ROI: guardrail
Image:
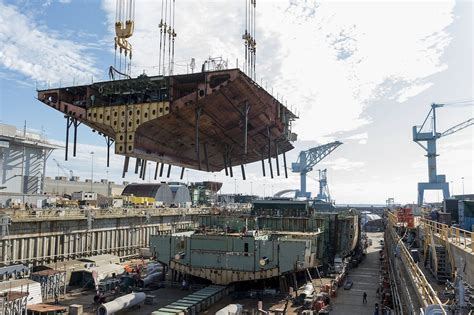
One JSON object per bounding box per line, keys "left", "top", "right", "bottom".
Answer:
{"left": 385, "top": 210, "right": 446, "bottom": 314}
{"left": 3, "top": 207, "right": 211, "bottom": 220}
{"left": 420, "top": 218, "right": 474, "bottom": 253}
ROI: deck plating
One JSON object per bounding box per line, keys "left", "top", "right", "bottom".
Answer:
{"left": 37, "top": 69, "right": 297, "bottom": 176}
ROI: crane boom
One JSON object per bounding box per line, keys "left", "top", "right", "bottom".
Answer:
{"left": 52, "top": 158, "right": 73, "bottom": 180}
{"left": 440, "top": 118, "right": 473, "bottom": 138}
{"left": 291, "top": 141, "right": 342, "bottom": 199}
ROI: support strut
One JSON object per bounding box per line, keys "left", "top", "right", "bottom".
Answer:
{"left": 65, "top": 116, "right": 73, "bottom": 161}
{"left": 180, "top": 167, "right": 185, "bottom": 180}
{"left": 105, "top": 136, "right": 114, "bottom": 167}
{"left": 141, "top": 160, "right": 147, "bottom": 180}
{"left": 243, "top": 102, "right": 250, "bottom": 155}
{"left": 134, "top": 158, "right": 141, "bottom": 174}
{"left": 261, "top": 152, "right": 266, "bottom": 177}
{"left": 122, "top": 156, "right": 130, "bottom": 178}
{"left": 275, "top": 141, "right": 280, "bottom": 176}
{"left": 73, "top": 119, "right": 81, "bottom": 157}
{"left": 195, "top": 107, "right": 202, "bottom": 170}
{"left": 154, "top": 162, "right": 159, "bottom": 180}
{"left": 203, "top": 143, "right": 210, "bottom": 172}
{"left": 241, "top": 164, "right": 246, "bottom": 180}
{"left": 267, "top": 126, "right": 274, "bottom": 179}
{"left": 167, "top": 164, "right": 172, "bottom": 178}
{"left": 159, "top": 162, "right": 164, "bottom": 177}
{"left": 223, "top": 153, "right": 229, "bottom": 176}
{"left": 283, "top": 151, "right": 288, "bottom": 178}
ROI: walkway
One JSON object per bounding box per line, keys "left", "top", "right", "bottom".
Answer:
{"left": 331, "top": 232, "right": 383, "bottom": 315}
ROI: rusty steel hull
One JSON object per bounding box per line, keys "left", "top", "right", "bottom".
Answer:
{"left": 37, "top": 69, "right": 297, "bottom": 172}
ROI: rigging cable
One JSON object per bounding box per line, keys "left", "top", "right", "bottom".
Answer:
{"left": 162, "top": 0, "right": 168, "bottom": 75}
{"left": 158, "top": 0, "right": 164, "bottom": 75}
{"left": 171, "top": 0, "right": 176, "bottom": 75}
{"left": 168, "top": 0, "right": 172, "bottom": 74}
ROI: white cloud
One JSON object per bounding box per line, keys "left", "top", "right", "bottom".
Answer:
{"left": 345, "top": 132, "right": 368, "bottom": 145}
{"left": 319, "top": 157, "right": 365, "bottom": 171}
{"left": 397, "top": 83, "right": 434, "bottom": 103}
{"left": 0, "top": 1, "right": 100, "bottom": 85}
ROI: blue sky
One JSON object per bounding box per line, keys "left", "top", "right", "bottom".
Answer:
{"left": 0, "top": 0, "right": 472, "bottom": 204}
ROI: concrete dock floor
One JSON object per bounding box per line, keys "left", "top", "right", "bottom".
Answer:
{"left": 331, "top": 232, "right": 384, "bottom": 315}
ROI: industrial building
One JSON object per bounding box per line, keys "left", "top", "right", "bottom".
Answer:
{"left": 121, "top": 182, "right": 195, "bottom": 207}
{"left": 43, "top": 177, "right": 126, "bottom": 197}
{"left": 0, "top": 123, "right": 59, "bottom": 206}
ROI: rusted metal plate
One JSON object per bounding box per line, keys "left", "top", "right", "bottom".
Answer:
{"left": 37, "top": 69, "right": 297, "bottom": 172}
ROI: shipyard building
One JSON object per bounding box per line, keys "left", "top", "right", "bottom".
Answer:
{"left": 0, "top": 123, "right": 58, "bottom": 206}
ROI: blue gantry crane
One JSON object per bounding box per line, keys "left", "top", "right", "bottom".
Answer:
{"left": 316, "top": 169, "right": 331, "bottom": 203}
{"left": 291, "top": 141, "right": 342, "bottom": 199}
{"left": 413, "top": 103, "right": 473, "bottom": 205}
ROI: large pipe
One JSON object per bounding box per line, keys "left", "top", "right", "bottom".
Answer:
{"left": 138, "top": 271, "right": 163, "bottom": 287}
{"left": 97, "top": 292, "right": 146, "bottom": 315}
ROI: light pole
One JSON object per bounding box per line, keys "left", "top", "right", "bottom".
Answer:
{"left": 462, "top": 177, "right": 465, "bottom": 196}
{"left": 90, "top": 151, "right": 94, "bottom": 192}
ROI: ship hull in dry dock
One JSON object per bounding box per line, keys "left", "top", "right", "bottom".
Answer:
{"left": 150, "top": 212, "right": 360, "bottom": 285}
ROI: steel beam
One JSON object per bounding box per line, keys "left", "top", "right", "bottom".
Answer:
{"left": 134, "top": 158, "right": 141, "bottom": 174}
{"left": 241, "top": 164, "right": 246, "bottom": 180}
{"left": 203, "top": 143, "right": 210, "bottom": 172}
{"left": 154, "top": 162, "right": 159, "bottom": 180}
{"left": 73, "top": 119, "right": 81, "bottom": 157}
{"left": 243, "top": 102, "right": 250, "bottom": 155}
{"left": 195, "top": 107, "right": 202, "bottom": 170}
{"left": 275, "top": 141, "right": 280, "bottom": 176}
{"left": 223, "top": 153, "right": 229, "bottom": 176}
{"left": 122, "top": 156, "right": 130, "bottom": 178}
{"left": 159, "top": 162, "right": 164, "bottom": 177}
{"left": 65, "top": 116, "right": 73, "bottom": 161}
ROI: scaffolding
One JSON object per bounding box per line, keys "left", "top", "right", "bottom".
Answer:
{"left": 30, "top": 270, "right": 66, "bottom": 301}
{"left": 0, "top": 291, "right": 28, "bottom": 315}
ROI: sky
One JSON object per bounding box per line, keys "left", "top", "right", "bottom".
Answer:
{"left": 0, "top": 0, "right": 472, "bottom": 204}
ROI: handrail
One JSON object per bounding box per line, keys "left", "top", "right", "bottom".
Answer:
{"left": 420, "top": 218, "right": 474, "bottom": 253}
{"left": 385, "top": 210, "right": 446, "bottom": 314}
{"left": 419, "top": 218, "right": 474, "bottom": 285}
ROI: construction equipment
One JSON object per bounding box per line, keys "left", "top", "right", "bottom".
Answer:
{"left": 316, "top": 169, "right": 331, "bottom": 203}
{"left": 291, "top": 141, "right": 342, "bottom": 199}
{"left": 113, "top": 0, "right": 135, "bottom": 77}
{"left": 52, "top": 158, "right": 74, "bottom": 180}
{"left": 413, "top": 103, "right": 473, "bottom": 205}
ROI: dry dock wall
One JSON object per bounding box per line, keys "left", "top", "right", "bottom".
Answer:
{"left": 0, "top": 209, "right": 197, "bottom": 266}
